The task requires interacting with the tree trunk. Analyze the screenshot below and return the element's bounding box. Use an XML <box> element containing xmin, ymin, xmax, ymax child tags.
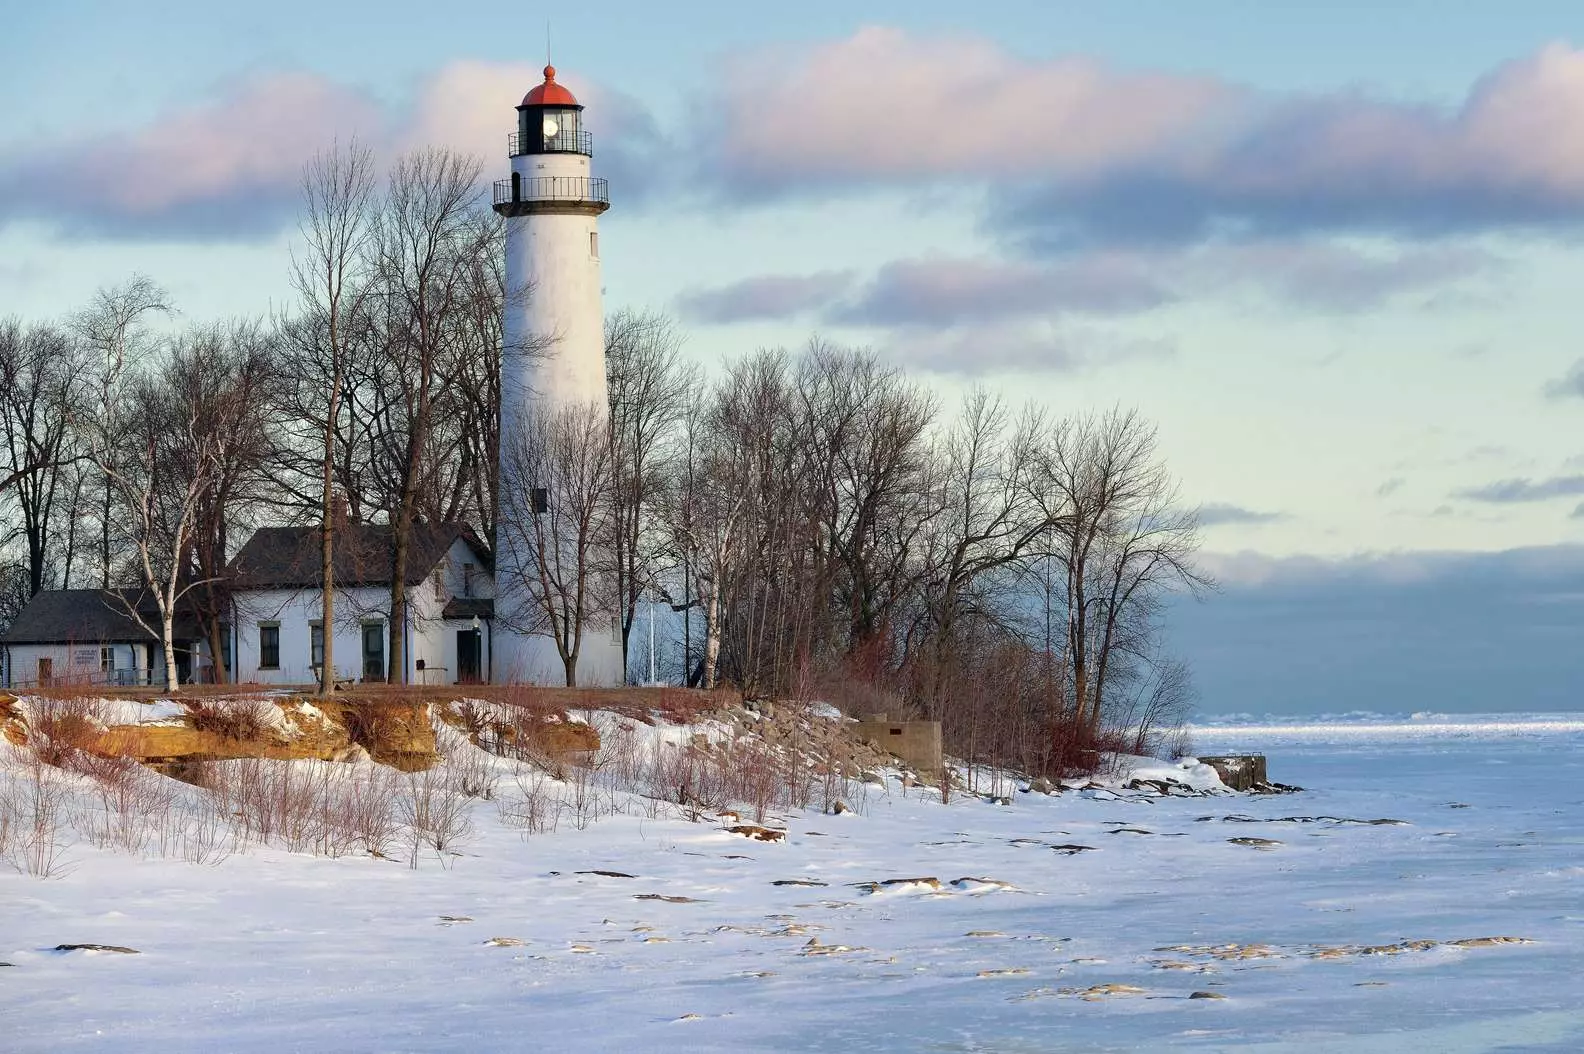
<box><xmin>318</xmin><ymin>396</ymin><xmax>338</xmax><ymax>696</ymax></box>
<box><xmin>160</xmin><ymin>609</ymin><xmax>179</xmax><ymax>694</ymax></box>
<box><xmin>701</xmin><ymin>574</ymin><xmax>722</xmax><ymax>690</ymax></box>
<box><xmin>205</xmin><ymin>614</ymin><xmax>229</xmax><ymax>684</ymax></box>
<box><xmin>388</xmin><ymin>518</ymin><xmax>410</xmax><ymax>685</ymax></box>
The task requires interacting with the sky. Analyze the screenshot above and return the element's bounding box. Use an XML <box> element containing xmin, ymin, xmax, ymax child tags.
<box><xmin>2</xmin><ymin>1</ymin><xmax>1582</xmax><ymax>713</ymax></box>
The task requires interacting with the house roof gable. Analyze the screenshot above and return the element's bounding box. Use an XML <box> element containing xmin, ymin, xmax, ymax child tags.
<box><xmin>227</xmin><ymin>522</ymin><xmax>492</xmax><ymax>591</ymax></box>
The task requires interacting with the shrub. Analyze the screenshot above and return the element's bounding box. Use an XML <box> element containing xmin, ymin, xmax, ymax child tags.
<box><xmin>186</xmin><ymin>698</ymin><xmax>278</xmax><ymax>743</ymax></box>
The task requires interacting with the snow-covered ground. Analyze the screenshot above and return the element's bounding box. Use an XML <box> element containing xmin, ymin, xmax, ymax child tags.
<box><xmin>3</xmin><ymin>712</ymin><xmax>1582</xmax><ymax>1052</ymax></box>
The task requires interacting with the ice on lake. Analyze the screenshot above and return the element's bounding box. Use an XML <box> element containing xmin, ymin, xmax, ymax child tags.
<box><xmin>3</xmin><ymin>713</ymin><xmax>1582</xmax><ymax>1052</ymax></box>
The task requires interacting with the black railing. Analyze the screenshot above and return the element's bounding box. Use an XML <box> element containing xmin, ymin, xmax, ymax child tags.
<box><xmin>508</xmin><ymin>130</ymin><xmax>593</xmax><ymax>156</ymax></box>
<box><xmin>493</xmin><ymin>176</ymin><xmax>609</xmax><ymax>207</ymax></box>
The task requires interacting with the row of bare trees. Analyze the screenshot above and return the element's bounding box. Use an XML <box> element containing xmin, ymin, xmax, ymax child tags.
<box><xmin>534</xmin><ymin>336</ymin><xmax>1211</xmax><ymax>756</ymax></box>
<box><xmin>1</xmin><ymin>140</ymin><xmax>1209</xmax><ymax>768</ymax></box>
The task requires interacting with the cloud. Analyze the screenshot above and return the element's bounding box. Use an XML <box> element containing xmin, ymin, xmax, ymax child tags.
<box><xmin>0</xmin><ymin>73</ymin><xmax>384</xmax><ymax>239</ymax></box>
<box><xmin>1454</xmin><ymin>474</ymin><xmax>1584</xmax><ymax>503</ymax></box>
<box><xmin>1545</xmin><ymin>359</ymin><xmax>1584</xmax><ymax>399</ymax></box>
<box><xmin>882</xmin><ymin>321</ymin><xmax>1174</xmax><ymax>377</ymax></box>
<box><xmin>1377</xmin><ymin>477</ymin><xmax>1406</xmax><ymax>497</ymax></box>
<box><xmin>1197</xmin><ymin>503</ymin><xmax>1287</xmax><ymax>527</ymax></box>
<box><xmin>1171</xmin><ymin>544</ymin><xmax>1584</xmax><ymax>713</ymax></box>
<box><xmin>830</xmin><ymin>255</ymin><xmax>1173</xmax><ymax>325</ymax></box>
<box><xmin>710</xmin><ymin>29</ymin><xmax>1584</xmax><ymax>243</ymax></box>
<box><xmin>1574</xmin><ymin>502</ymin><xmax>1584</xmax><ymax>519</ymax></box>
<box><xmin>0</xmin><ymin>62</ymin><xmax>665</xmax><ymax>241</ymax></box>
<box><xmin>676</xmin><ymin>271</ymin><xmax>855</xmax><ymax>323</ymax></box>
<box><xmin>678</xmin><ymin>242</ymin><xmax>1493</xmax><ymax>331</ymax></box>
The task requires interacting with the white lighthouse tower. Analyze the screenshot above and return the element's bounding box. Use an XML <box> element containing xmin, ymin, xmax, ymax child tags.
<box><xmin>493</xmin><ymin>65</ymin><xmax>623</xmax><ymax>685</ymax></box>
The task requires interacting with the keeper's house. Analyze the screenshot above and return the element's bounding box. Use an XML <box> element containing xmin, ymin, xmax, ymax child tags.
<box><xmin>0</xmin><ymin>522</ymin><xmax>495</xmax><ymax>689</ymax></box>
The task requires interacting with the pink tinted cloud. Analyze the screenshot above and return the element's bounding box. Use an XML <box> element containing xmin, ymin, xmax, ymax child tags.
<box><xmin>715</xmin><ymin>26</ymin><xmax>1235</xmax><ymax>188</ymax></box>
<box><xmin>0</xmin><ymin>62</ymin><xmax>648</xmax><ymax>239</ymax></box>
<box><xmin>712</xmin><ymin>30</ymin><xmax>1584</xmax><ymax>238</ymax></box>
<box><xmin>0</xmin><ymin>73</ymin><xmax>384</xmax><ymax>236</ymax></box>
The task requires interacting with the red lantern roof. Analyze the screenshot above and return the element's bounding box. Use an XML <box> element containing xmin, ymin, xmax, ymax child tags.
<box><xmin>521</xmin><ymin>66</ymin><xmax>579</xmax><ymax>107</ymax></box>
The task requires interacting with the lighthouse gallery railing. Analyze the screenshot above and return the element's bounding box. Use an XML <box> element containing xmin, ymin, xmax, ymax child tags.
<box><xmin>493</xmin><ymin>177</ymin><xmax>609</xmax><ymax>207</ymax></box>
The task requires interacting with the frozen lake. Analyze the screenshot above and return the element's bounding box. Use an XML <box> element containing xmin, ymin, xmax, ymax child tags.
<box><xmin>4</xmin><ymin>713</ymin><xmax>1582</xmax><ymax>1052</ymax></box>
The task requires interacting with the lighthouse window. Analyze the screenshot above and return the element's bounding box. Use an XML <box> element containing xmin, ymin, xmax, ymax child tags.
<box><xmin>590</xmin><ymin>232</ymin><xmax>599</xmax><ymax>258</ymax></box>
<box><xmin>531</xmin><ymin>487</ymin><xmax>549</xmax><ymax>515</ymax></box>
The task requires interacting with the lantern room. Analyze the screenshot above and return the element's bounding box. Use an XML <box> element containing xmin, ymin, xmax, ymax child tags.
<box><xmin>512</xmin><ymin>65</ymin><xmax>591</xmax><ymax>157</ymax></box>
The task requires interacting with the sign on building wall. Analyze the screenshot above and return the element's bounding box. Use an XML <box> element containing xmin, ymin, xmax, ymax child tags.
<box><xmin>73</xmin><ymin>649</ymin><xmax>97</xmax><ymax>667</ymax></box>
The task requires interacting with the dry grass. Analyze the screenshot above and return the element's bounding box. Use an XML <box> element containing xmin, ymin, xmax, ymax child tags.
<box><xmin>186</xmin><ymin>698</ymin><xmax>279</xmax><ymax>743</ymax></box>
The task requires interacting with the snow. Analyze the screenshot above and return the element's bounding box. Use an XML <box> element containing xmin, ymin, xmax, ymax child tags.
<box><xmin>2</xmin><ymin>713</ymin><xmax>1583</xmax><ymax>1051</ymax></box>
<box><xmin>806</xmin><ymin>701</ymin><xmax>844</xmax><ymax>721</ymax></box>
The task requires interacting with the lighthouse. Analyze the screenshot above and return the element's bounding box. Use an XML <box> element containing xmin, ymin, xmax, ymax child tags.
<box><xmin>492</xmin><ymin>65</ymin><xmax>624</xmax><ymax>685</ymax></box>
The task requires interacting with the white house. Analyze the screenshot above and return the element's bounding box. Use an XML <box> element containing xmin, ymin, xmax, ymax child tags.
<box><xmin>0</xmin><ymin>522</ymin><xmax>496</xmax><ymax>690</ymax></box>
<box><xmin>226</xmin><ymin>522</ymin><xmax>495</xmax><ymax>687</ymax></box>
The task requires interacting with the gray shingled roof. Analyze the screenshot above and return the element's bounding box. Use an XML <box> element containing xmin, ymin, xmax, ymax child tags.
<box><xmin>227</xmin><ymin>522</ymin><xmax>491</xmax><ymax>590</ymax></box>
<box><xmin>0</xmin><ymin>589</ymin><xmax>200</xmax><ymax>645</ymax></box>
<box><xmin>440</xmin><ymin>597</ymin><xmax>494</xmax><ymax>621</ymax></box>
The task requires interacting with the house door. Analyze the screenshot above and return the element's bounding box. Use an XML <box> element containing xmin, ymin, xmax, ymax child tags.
<box><xmin>457</xmin><ymin>630</ymin><xmax>481</xmax><ymax>684</ymax></box>
<box><xmin>362</xmin><ymin>623</ymin><xmax>385</xmax><ymax>682</ymax></box>
<box><xmin>37</xmin><ymin>657</ymin><xmax>53</xmax><ymax>687</ymax></box>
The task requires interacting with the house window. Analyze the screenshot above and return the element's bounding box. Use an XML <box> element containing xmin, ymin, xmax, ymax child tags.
<box><xmin>259</xmin><ymin>623</ymin><xmax>280</xmax><ymax>669</ymax></box>
<box><xmin>531</xmin><ymin>487</ymin><xmax>549</xmax><ymax>514</ymax></box>
<box><xmin>433</xmin><ymin>569</ymin><xmax>445</xmax><ymax>602</ymax></box>
<box><xmin>462</xmin><ymin>562</ymin><xmax>475</xmax><ymax>598</ymax></box>
<box><xmin>310</xmin><ymin>622</ymin><xmax>324</xmax><ymax>670</ymax></box>
<box><xmin>100</xmin><ymin>647</ymin><xmax>115</xmax><ymax>673</ymax></box>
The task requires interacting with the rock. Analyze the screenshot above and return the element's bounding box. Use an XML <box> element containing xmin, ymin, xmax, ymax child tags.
<box><xmin>1447</xmin><ymin>936</ymin><xmax>1535</xmax><ymax>948</ymax></box>
<box><xmin>828</xmin><ymin>800</ymin><xmax>851</xmax><ymax>815</ymax></box>
<box><xmin>1189</xmin><ymin>990</ymin><xmax>1227</xmax><ymax>1000</ymax></box>
<box><xmin>951</xmin><ymin>877</ymin><xmax>1016</xmax><ymax>892</ymax></box>
<box><xmin>1066</xmin><ymin>983</ymin><xmax>1147</xmax><ymax>1000</ymax></box>
<box><xmin>1109</xmin><ymin>827</ymin><xmax>1153</xmax><ymax>835</ymax></box>
<box><xmin>53</xmin><ymin>943</ymin><xmax>138</xmax><ymax>954</ymax></box>
<box><xmin>772</xmin><ymin>879</ymin><xmax>827</xmax><ymax>887</ymax></box>
<box><xmin>437</xmin><ymin>915</ymin><xmax>474</xmax><ymax>924</ymax></box>
<box><xmin>1049</xmin><ymin>844</ymin><xmax>1098</xmax><ymax>855</ymax></box>
<box><xmin>965</xmin><ymin>930</ymin><xmax>1006</xmax><ymax>938</ymax></box>
<box><xmin>855</xmin><ymin>876</ymin><xmax>941</xmax><ymax>894</ymax></box>
<box><xmin>634</xmin><ymin>894</ymin><xmax>705</xmax><ymax>903</ymax></box>
<box><xmin>977</xmin><ymin>967</ymin><xmax>1031</xmax><ymax>978</ymax></box>
<box><xmin>725</xmin><ymin>824</ymin><xmax>787</xmax><ymax>842</ymax></box>
<box><xmin>483</xmin><ymin>936</ymin><xmax>524</xmax><ymax>947</ymax></box>
<box><xmin>1028</xmin><ymin>777</ymin><xmax>1055</xmax><ymax>794</ymax></box>
<box><xmin>577</xmin><ymin>870</ymin><xmax>637</xmax><ymax>878</ymax></box>
<box><xmin>1228</xmin><ymin>836</ymin><xmax>1283</xmax><ymax>848</ymax></box>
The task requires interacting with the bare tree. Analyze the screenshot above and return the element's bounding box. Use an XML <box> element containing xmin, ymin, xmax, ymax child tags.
<box><xmin>605</xmin><ymin>308</ymin><xmax>694</xmax><ymax>678</ymax></box>
<box><xmin>0</xmin><ymin>320</ymin><xmax>87</xmax><ymax>597</ymax></box>
<box><xmin>370</xmin><ymin>148</ymin><xmax>484</xmax><ymax>684</ymax></box>
<box><xmin>914</xmin><ymin>390</ymin><xmax>1051</xmax><ymax>718</ymax></box>
<box><xmin>70</xmin><ymin>276</ymin><xmax>170</xmax><ymax>589</ymax></box>
<box><xmin>288</xmin><ymin>141</ymin><xmax>377</xmax><ymax>694</ymax></box>
<box><xmin>180</xmin><ymin>322</ymin><xmax>279</xmax><ymax>683</ymax></box>
<box><xmin>95</xmin><ymin>355</ymin><xmax>225</xmax><ymax>693</ymax></box>
<box><xmin>498</xmin><ymin>401</ymin><xmax>615</xmax><ymax>686</ymax></box>
<box><xmin>1028</xmin><ymin>408</ymin><xmax>1212</xmax><ymax>738</ymax></box>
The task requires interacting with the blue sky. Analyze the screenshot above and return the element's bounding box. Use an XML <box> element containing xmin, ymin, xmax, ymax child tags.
<box><xmin>3</xmin><ymin>2</ymin><xmax>1582</xmax><ymax>712</ymax></box>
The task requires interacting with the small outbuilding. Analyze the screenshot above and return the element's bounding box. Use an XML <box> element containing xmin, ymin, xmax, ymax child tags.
<box><xmin>0</xmin><ymin>588</ymin><xmax>206</xmax><ymax>688</ymax></box>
